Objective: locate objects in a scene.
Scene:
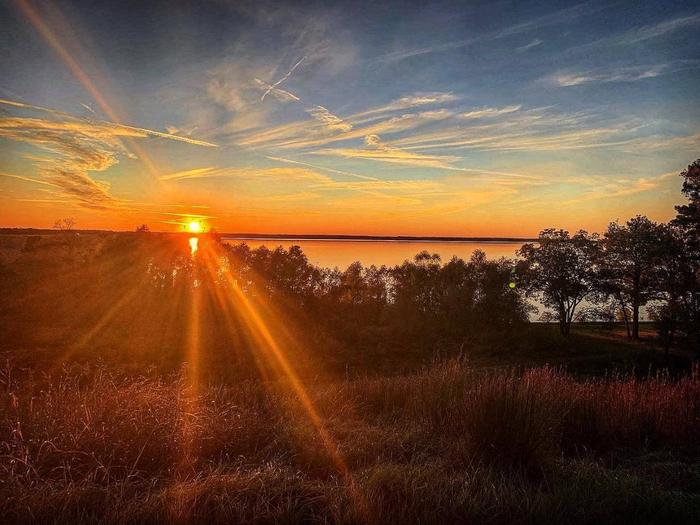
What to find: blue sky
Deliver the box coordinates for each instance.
[1,0,698,235]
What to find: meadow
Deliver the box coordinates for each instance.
[2,360,700,524]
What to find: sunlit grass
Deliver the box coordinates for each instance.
[1,360,699,524]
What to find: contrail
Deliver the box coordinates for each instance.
[261,56,306,101]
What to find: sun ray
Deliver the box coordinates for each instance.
[13,0,163,179]
[196,240,372,520]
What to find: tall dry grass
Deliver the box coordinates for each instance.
[1,360,699,524]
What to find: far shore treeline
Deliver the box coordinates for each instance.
[0,160,697,377]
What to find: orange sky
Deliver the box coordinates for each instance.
[1,1,697,237]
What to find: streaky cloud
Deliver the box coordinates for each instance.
[461,105,522,119]
[306,105,352,132]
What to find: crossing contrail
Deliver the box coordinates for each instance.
[260,56,306,101]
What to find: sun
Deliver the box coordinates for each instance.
[187,220,203,233]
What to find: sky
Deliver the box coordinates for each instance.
[0,0,698,236]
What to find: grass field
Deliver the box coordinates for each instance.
[2,357,699,524]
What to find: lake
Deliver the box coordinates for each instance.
[223,238,525,269]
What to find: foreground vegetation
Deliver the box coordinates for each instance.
[2,360,699,524]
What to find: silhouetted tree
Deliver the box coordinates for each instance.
[518,229,599,336]
[669,159,700,347]
[53,217,75,231]
[136,224,150,232]
[600,216,671,339]
[672,159,700,245]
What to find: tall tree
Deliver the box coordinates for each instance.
[600,216,671,339]
[670,159,700,346]
[518,229,599,336]
[672,159,700,243]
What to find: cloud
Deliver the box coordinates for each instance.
[516,39,543,52]
[375,2,595,62]
[0,99,217,209]
[232,91,459,151]
[79,102,96,115]
[353,92,460,119]
[0,98,218,147]
[0,118,122,209]
[607,14,700,46]
[243,108,455,151]
[562,171,678,205]
[0,171,60,187]
[549,64,672,86]
[160,166,330,184]
[305,105,352,132]
[460,105,521,119]
[165,124,198,136]
[264,155,378,181]
[557,14,700,60]
[160,167,219,181]
[386,107,621,152]
[313,133,461,169]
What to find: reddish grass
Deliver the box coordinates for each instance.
[1,360,699,524]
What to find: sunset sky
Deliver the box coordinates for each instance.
[1,0,698,236]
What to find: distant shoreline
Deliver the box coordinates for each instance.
[222,234,535,243]
[0,228,536,243]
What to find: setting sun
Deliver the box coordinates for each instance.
[187,221,203,233]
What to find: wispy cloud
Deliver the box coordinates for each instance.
[165,124,198,136]
[608,14,700,46]
[562,171,678,205]
[306,105,352,132]
[160,166,330,184]
[313,133,460,169]
[159,167,219,181]
[516,39,543,52]
[242,107,454,151]
[0,99,217,209]
[353,92,460,120]
[0,171,60,187]
[375,2,595,62]
[263,155,378,181]
[460,105,521,119]
[549,64,673,86]
[0,98,218,147]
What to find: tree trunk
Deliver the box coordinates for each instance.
[559,303,569,336]
[617,293,631,338]
[632,271,641,340]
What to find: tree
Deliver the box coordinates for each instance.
[53,217,75,231]
[136,224,150,232]
[672,159,700,246]
[669,159,700,347]
[517,229,599,336]
[599,216,671,339]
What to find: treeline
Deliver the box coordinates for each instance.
[0,227,531,376]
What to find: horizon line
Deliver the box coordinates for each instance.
[0,227,537,243]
